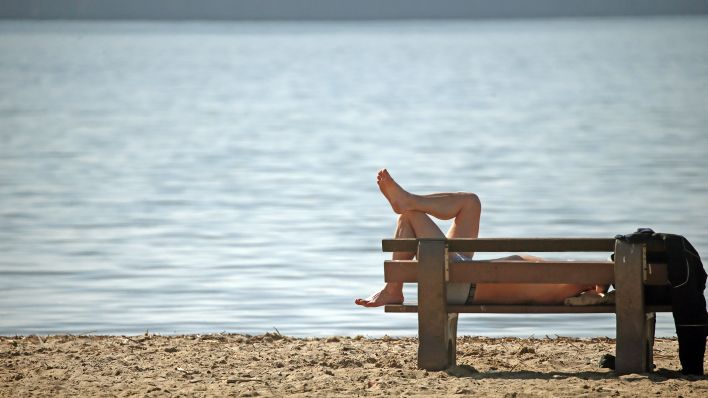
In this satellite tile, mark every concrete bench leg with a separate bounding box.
[645,312,656,370]
[417,239,457,370]
[448,313,459,366]
[615,240,653,374]
[418,312,458,370]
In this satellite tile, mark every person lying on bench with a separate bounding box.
[355,169,606,307]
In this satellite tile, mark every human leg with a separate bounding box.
[357,170,481,307]
[378,169,481,256]
[377,169,481,221]
[368,169,592,305]
[355,211,445,307]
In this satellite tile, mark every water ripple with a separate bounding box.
[1,17,707,337]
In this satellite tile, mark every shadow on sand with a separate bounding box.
[446,365,704,382]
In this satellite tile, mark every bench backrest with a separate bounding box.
[382,237,668,286]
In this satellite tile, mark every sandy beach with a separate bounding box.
[1,334,706,397]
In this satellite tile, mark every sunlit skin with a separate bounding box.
[355,169,604,307]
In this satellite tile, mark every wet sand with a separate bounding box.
[1,334,706,397]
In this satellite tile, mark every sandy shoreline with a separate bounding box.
[1,334,706,397]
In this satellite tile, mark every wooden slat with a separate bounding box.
[384,304,673,314]
[385,260,615,284]
[382,238,431,252]
[384,260,417,283]
[447,238,616,253]
[385,260,668,285]
[383,238,666,253]
[450,261,615,284]
[383,238,616,253]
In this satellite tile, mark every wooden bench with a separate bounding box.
[382,237,672,374]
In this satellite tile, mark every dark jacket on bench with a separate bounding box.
[617,228,708,375]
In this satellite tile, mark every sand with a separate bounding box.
[1,333,706,397]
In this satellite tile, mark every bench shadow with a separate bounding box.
[447,367,703,382]
[453,370,615,381]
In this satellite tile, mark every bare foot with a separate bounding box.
[355,286,404,307]
[377,169,413,214]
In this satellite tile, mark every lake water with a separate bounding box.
[1,17,707,338]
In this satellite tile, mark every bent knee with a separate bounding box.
[461,192,481,212]
[461,192,482,208]
[398,210,427,222]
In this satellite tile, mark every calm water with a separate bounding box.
[1,17,707,337]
